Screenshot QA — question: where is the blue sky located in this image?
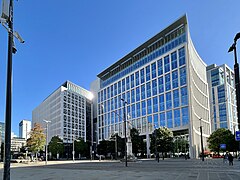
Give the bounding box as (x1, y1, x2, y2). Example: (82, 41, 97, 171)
(0, 0, 239, 135)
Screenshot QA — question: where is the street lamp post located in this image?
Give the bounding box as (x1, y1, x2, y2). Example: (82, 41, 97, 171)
(199, 118, 204, 161)
(154, 125, 157, 159)
(1, 1, 24, 179)
(73, 136, 75, 162)
(121, 98, 128, 167)
(228, 32, 240, 131)
(43, 120, 51, 165)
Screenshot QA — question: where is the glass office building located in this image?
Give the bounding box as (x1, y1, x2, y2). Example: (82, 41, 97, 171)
(207, 64, 238, 133)
(96, 15, 211, 158)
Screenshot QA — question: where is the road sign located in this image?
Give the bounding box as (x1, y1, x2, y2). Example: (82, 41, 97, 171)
(235, 131, 240, 141)
(220, 144, 226, 149)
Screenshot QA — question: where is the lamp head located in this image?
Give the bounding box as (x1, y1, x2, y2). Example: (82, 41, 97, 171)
(228, 44, 235, 53)
(234, 32, 240, 42)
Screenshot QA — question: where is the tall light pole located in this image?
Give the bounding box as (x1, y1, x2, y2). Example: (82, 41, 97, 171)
(199, 118, 204, 161)
(154, 124, 157, 159)
(228, 32, 240, 130)
(121, 98, 128, 167)
(73, 135, 75, 161)
(1, 1, 24, 179)
(43, 120, 51, 165)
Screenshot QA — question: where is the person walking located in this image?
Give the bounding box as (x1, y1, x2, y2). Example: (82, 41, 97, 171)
(223, 153, 228, 164)
(156, 153, 159, 163)
(228, 153, 233, 166)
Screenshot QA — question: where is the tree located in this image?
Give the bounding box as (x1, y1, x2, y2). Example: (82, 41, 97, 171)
(150, 127, 174, 160)
(173, 137, 189, 155)
(130, 128, 144, 156)
(26, 123, 46, 158)
(97, 140, 113, 157)
(48, 136, 64, 159)
(74, 138, 89, 158)
(207, 128, 238, 154)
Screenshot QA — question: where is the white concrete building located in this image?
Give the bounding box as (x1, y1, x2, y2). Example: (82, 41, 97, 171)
(32, 81, 93, 144)
(19, 119, 32, 140)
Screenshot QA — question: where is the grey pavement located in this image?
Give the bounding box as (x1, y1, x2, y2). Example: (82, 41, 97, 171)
(0, 158, 240, 180)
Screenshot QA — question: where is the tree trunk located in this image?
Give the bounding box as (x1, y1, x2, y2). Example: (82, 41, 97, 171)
(162, 152, 164, 160)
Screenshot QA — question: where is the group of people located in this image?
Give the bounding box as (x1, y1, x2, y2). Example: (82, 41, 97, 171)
(223, 152, 234, 166)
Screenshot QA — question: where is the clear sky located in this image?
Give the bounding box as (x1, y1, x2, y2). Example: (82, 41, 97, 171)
(0, 0, 239, 135)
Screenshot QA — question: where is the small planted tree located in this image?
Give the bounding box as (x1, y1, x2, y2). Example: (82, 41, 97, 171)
(74, 138, 89, 158)
(150, 127, 174, 160)
(26, 123, 46, 159)
(48, 136, 64, 159)
(207, 128, 238, 154)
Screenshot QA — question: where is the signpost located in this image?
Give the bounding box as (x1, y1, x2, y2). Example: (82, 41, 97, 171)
(220, 144, 226, 150)
(235, 131, 240, 141)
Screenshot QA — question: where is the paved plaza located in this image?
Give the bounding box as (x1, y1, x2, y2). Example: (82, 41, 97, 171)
(0, 158, 240, 180)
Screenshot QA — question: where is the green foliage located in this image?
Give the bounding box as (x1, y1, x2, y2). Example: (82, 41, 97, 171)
(26, 123, 46, 153)
(48, 136, 64, 158)
(207, 128, 238, 154)
(74, 138, 89, 157)
(173, 137, 189, 153)
(97, 139, 114, 156)
(150, 127, 174, 155)
(130, 128, 145, 156)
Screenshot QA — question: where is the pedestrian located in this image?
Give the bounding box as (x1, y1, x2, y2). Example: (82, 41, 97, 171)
(223, 153, 228, 164)
(228, 153, 233, 166)
(156, 153, 159, 163)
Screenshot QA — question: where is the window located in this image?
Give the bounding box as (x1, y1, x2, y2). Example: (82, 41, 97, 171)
(132, 104, 136, 118)
(151, 62, 156, 79)
(111, 85, 113, 97)
(126, 77, 130, 90)
(136, 103, 141, 117)
(118, 81, 121, 94)
(136, 87, 140, 102)
(159, 94, 165, 111)
(146, 65, 151, 81)
(141, 85, 146, 100)
(166, 92, 172, 109)
(146, 82, 151, 98)
(160, 112, 165, 126)
(172, 70, 178, 89)
(218, 85, 225, 103)
(173, 89, 180, 108)
(179, 47, 185, 66)
(158, 77, 164, 93)
(131, 74, 135, 88)
(147, 99, 152, 114)
(171, 51, 177, 70)
(165, 74, 171, 91)
(122, 79, 125, 92)
(142, 101, 146, 116)
(135, 71, 140, 86)
(131, 89, 135, 103)
(180, 67, 187, 86)
(127, 91, 130, 104)
(152, 79, 157, 96)
(154, 114, 158, 128)
(164, 55, 170, 73)
(157, 59, 163, 76)
(182, 107, 189, 125)
(114, 83, 117, 96)
(174, 109, 180, 127)
(153, 97, 158, 113)
(167, 111, 173, 128)
(140, 68, 145, 84)
(181, 87, 188, 106)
